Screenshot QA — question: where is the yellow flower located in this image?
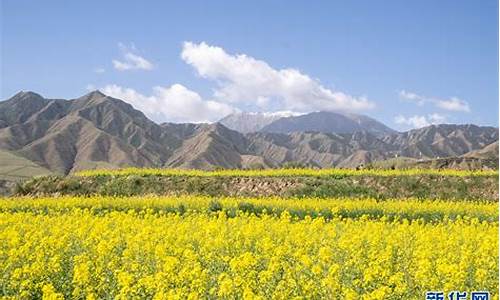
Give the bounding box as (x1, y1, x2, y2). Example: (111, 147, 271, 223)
(0, 194, 497, 298)
(42, 284, 64, 300)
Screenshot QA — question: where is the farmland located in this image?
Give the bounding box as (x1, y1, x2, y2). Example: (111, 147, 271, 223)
(0, 169, 498, 299)
(15, 169, 499, 200)
(75, 167, 498, 178)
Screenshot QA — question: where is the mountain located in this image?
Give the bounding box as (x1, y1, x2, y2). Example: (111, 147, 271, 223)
(219, 111, 301, 133)
(381, 124, 498, 159)
(462, 141, 499, 160)
(369, 141, 499, 170)
(0, 91, 497, 174)
(246, 131, 396, 168)
(0, 91, 181, 173)
(260, 111, 396, 136)
(165, 123, 255, 169)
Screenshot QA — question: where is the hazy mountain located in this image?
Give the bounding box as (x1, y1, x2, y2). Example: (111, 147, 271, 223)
(370, 141, 500, 170)
(0, 91, 497, 173)
(219, 111, 302, 133)
(260, 111, 396, 136)
(462, 141, 499, 160)
(246, 131, 394, 168)
(381, 124, 498, 159)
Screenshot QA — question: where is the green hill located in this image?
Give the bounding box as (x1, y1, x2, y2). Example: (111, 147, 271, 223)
(0, 149, 52, 181)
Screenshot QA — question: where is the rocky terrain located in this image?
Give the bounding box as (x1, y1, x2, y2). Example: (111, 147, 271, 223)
(0, 91, 497, 175)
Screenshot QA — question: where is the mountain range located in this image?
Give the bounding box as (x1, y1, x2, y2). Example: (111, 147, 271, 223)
(0, 90, 497, 176)
(219, 111, 302, 133)
(219, 111, 396, 136)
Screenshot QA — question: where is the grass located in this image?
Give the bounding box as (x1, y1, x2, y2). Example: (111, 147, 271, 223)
(16, 173, 499, 201)
(75, 167, 498, 178)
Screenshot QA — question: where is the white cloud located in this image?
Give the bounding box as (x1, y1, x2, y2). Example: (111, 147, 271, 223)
(101, 84, 236, 123)
(399, 90, 470, 112)
(112, 44, 154, 71)
(435, 97, 470, 112)
(398, 90, 425, 106)
(181, 41, 375, 112)
(94, 67, 105, 74)
(394, 113, 447, 129)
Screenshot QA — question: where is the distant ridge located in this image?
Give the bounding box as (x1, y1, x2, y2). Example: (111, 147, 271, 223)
(0, 91, 497, 174)
(219, 111, 302, 133)
(259, 111, 396, 136)
(369, 141, 499, 170)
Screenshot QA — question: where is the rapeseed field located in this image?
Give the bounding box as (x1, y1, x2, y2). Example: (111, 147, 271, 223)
(0, 194, 497, 299)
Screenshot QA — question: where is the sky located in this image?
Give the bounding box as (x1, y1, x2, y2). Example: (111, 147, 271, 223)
(1, 0, 498, 130)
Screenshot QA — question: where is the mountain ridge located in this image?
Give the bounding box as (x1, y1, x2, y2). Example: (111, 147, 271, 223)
(259, 111, 397, 137)
(0, 91, 497, 174)
(219, 111, 303, 133)
(220, 111, 397, 136)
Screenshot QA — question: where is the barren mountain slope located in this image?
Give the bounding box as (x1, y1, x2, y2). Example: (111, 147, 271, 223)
(0, 91, 497, 172)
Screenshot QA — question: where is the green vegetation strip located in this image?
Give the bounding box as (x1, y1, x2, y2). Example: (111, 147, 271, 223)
(16, 174, 498, 201)
(1, 196, 497, 222)
(76, 168, 498, 178)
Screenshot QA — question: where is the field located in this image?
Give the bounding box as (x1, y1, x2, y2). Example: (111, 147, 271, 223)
(16, 169, 499, 200)
(75, 167, 498, 178)
(1, 169, 498, 299)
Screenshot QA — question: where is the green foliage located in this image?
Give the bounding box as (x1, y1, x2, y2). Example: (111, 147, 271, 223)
(14, 173, 498, 201)
(208, 199, 223, 212)
(289, 179, 379, 199)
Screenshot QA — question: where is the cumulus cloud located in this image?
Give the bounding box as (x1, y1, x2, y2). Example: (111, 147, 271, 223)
(101, 84, 236, 123)
(398, 90, 425, 106)
(399, 90, 470, 112)
(112, 44, 154, 71)
(394, 113, 447, 129)
(100, 42, 377, 123)
(435, 97, 470, 112)
(181, 41, 375, 112)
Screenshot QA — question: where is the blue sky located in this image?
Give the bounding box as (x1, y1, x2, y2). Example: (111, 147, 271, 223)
(1, 0, 498, 129)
